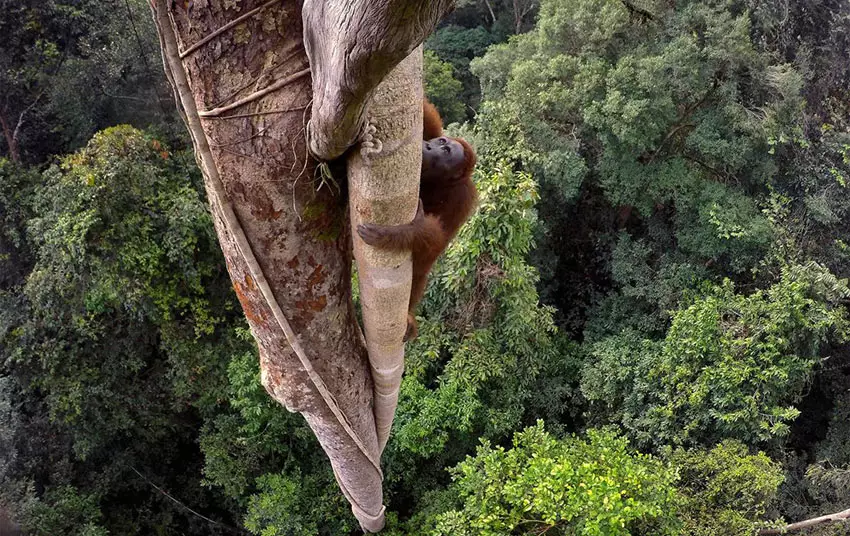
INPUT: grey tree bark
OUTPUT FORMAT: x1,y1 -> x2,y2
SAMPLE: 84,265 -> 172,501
150,0 -> 454,532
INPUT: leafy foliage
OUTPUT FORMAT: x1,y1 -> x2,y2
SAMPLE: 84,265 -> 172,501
425,24 -> 502,120
583,265 -> 848,448
392,428 -> 784,536
19,126 -> 232,449
670,440 -> 784,536
424,50 -> 466,126
1,126 -> 245,534
15,485 -> 108,536
0,0 -> 176,163
465,2 -> 850,525
431,423 -> 679,536
3,0 -> 850,533
244,470 -> 355,536
0,159 -> 39,287
199,335 -> 358,533
389,164 -> 560,460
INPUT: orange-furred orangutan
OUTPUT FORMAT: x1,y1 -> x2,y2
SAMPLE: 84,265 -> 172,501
357,100 -> 478,341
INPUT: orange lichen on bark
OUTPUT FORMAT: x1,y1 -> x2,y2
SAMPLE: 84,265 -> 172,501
295,295 -> 328,313
306,264 -> 326,290
233,276 -> 267,325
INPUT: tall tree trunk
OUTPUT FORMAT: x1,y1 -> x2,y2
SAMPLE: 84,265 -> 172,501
348,49 -> 423,452
150,0 -> 384,530
301,0 -> 453,456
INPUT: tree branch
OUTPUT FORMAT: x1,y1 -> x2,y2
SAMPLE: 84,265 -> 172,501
154,0 -> 381,476
482,0 -> 497,25
302,0 -> 455,159
11,91 -> 43,151
620,0 -> 655,21
0,108 -> 19,162
129,466 -> 247,534
759,507 -> 850,535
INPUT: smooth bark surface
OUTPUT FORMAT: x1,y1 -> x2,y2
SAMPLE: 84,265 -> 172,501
349,48 -> 423,453
151,0 -> 384,530
302,0 -> 454,160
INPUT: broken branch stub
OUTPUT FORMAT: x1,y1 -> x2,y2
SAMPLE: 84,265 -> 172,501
302,0 -> 455,160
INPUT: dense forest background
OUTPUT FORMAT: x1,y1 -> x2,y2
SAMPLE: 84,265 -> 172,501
2,0 -> 850,534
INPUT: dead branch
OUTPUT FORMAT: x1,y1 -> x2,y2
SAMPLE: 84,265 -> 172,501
759,507 -> 850,535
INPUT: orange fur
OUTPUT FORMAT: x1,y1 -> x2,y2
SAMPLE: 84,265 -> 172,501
423,99 -> 444,140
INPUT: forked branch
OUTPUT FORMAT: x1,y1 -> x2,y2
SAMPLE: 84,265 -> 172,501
302,0 -> 454,160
